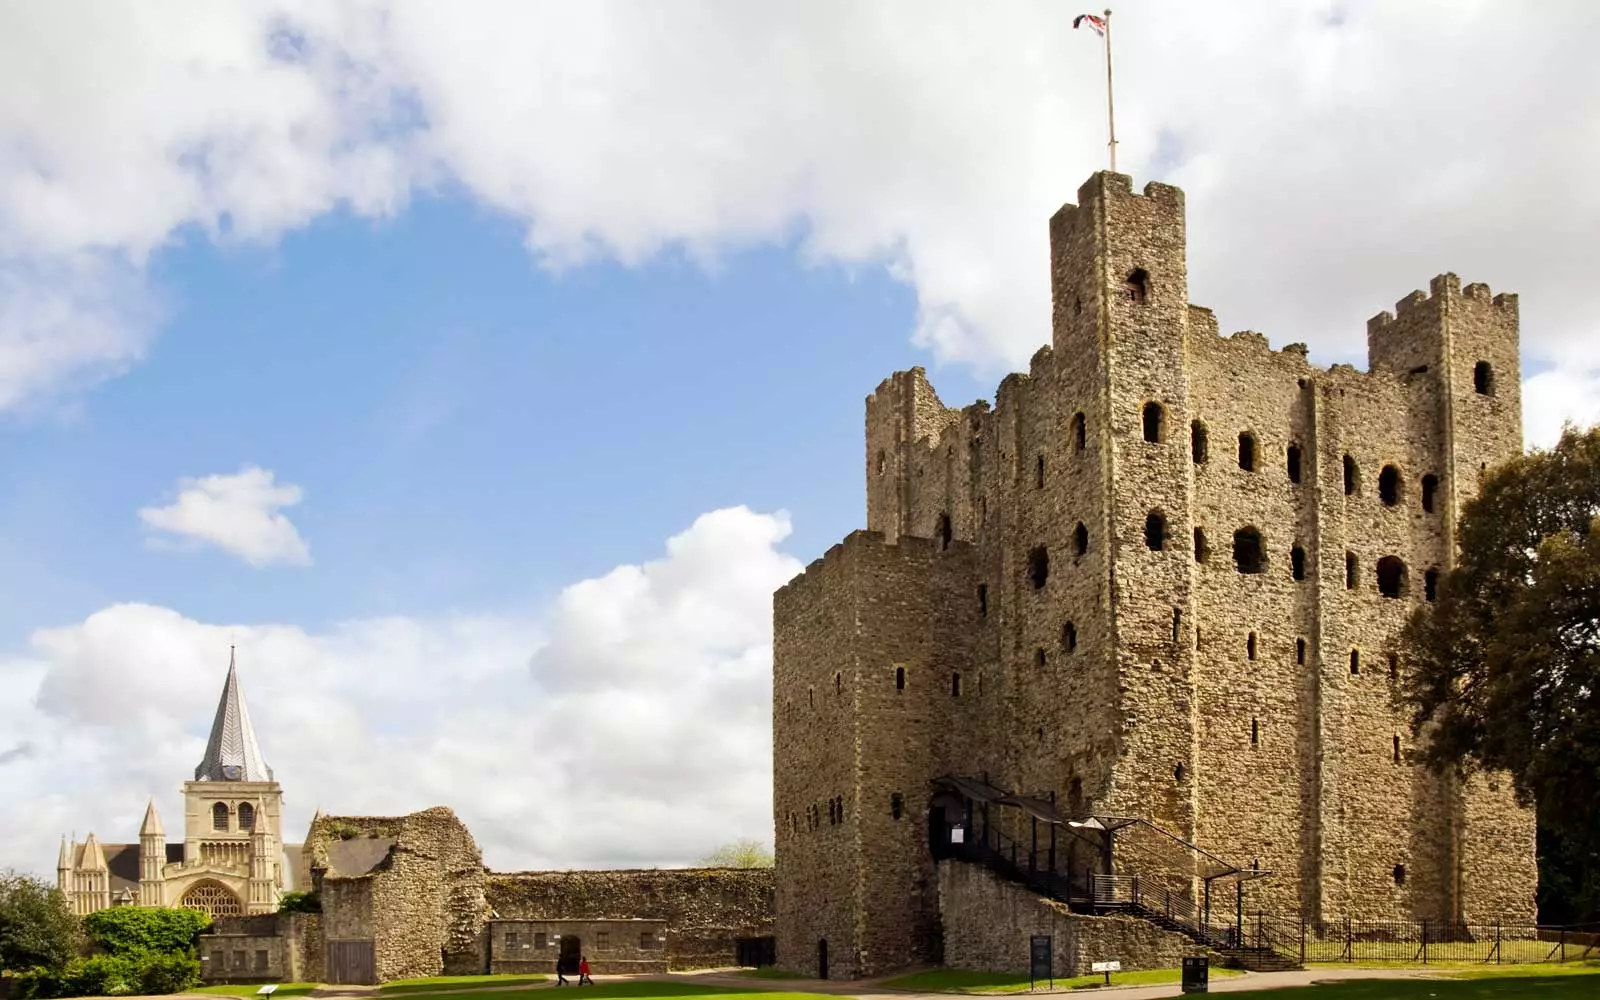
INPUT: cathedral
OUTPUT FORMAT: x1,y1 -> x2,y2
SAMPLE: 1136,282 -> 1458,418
55,650 -> 300,917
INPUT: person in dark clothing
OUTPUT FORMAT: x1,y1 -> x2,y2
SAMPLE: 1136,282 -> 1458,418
556,954 -> 570,986
578,955 -> 593,986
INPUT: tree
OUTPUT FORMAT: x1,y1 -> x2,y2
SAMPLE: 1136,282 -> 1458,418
1396,423 -> 1600,921
82,906 -> 210,958
701,839 -> 774,868
0,869 -> 83,972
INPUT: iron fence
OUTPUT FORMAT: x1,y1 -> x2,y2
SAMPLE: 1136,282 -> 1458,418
1237,914 -> 1600,966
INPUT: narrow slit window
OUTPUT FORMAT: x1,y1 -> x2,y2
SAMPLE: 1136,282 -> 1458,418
1345,552 -> 1358,590
1238,432 -> 1257,472
1393,735 -> 1402,762
937,512 -> 952,551
1350,649 -> 1361,675
1073,523 -> 1089,558
1233,527 -> 1265,574
1194,527 -> 1209,563
978,584 -> 988,617
1291,545 -> 1306,581
1247,632 -> 1258,660
1034,647 -> 1047,667
1036,455 -> 1045,489
1191,421 -> 1209,464
1145,510 -> 1167,551
1424,568 -> 1439,601
1344,455 -> 1359,496
1421,474 -> 1438,513
1287,444 -> 1303,483
895,666 -> 905,691
1296,638 -> 1306,665
1474,360 -> 1494,395
1172,607 -> 1182,645
1028,546 -> 1050,589
1388,653 -> 1399,679
1062,621 -> 1078,653
1143,402 -> 1164,443
1072,412 -> 1087,451
1251,718 -> 1259,745
1379,465 -> 1402,506
891,794 -> 904,820
835,672 -> 842,695
951,672 -> 962,697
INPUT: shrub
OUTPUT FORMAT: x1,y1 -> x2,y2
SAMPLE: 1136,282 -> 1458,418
278,891 -> 321,914
13,952 -> 201,998
135,953 -> 200,994
83,907 -> 209,958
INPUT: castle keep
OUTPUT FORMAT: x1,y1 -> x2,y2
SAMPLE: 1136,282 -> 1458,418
772,171 -> 1538,979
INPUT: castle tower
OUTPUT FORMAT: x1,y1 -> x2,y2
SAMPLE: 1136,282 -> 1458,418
773,170 -> 1538,978
248,796 -> 277,909
139,800 -> 167,907
56,835 -> 70,896
76,833 -> 110,915
183,647 -> 285,915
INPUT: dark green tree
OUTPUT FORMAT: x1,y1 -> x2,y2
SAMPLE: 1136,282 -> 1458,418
0,869 -> 83,972
1397,423 -> 1600,922
82,906 -> 210,958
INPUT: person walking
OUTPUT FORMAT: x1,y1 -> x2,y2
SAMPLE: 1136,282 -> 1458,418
578,955 -> 593,986
556,953 -> 570,986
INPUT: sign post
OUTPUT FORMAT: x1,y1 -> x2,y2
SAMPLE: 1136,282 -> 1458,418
1091,960 -> 1121,987
1029,935 -> 1053,991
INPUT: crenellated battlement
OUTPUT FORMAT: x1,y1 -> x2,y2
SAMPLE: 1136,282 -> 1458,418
777,528 -> 974,598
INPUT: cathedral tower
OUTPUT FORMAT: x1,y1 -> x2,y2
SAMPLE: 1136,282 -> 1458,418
139,800 -> 167,907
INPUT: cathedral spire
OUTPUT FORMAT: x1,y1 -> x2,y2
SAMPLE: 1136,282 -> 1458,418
139,799 -> 164,837
194,646 -> 273,782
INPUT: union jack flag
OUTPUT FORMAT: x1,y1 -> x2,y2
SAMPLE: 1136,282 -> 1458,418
1073,13 -> 1106,36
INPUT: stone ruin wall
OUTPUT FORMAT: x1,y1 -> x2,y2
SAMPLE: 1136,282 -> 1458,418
781,171 -> 1537,978
306,807 -> 490,982
485,868 -> 772,970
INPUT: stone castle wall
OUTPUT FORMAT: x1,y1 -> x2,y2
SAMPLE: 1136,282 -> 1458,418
938,862 -> 1205,978
486,868 -> 772,970
773,169 -> 1538,977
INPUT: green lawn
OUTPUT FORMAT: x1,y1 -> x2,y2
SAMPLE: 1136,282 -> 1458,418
386,986 -> 832,1000
380,973 -> 550,993
190,985 -> 320,998
878,966 -> 1245,993
1220,970 -> 1600,999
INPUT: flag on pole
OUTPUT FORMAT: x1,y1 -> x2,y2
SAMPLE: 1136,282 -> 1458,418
1073,13 -> 1106,36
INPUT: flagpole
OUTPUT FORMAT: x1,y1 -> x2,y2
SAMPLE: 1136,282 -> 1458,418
1103,8 -> 1118,172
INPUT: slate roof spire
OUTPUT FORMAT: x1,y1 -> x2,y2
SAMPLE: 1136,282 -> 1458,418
195,646 -> 273,782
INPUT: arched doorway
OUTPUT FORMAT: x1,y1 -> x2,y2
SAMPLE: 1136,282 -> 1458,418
928,792 -> 966,860
179,880 -> 243,918
817,938 -> 828,980
558,934 -> 581,978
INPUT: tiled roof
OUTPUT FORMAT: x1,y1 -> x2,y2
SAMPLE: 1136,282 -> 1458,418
194,648 -> 273,783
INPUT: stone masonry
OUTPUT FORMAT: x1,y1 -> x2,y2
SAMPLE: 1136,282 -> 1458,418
772,170 -> 1538,979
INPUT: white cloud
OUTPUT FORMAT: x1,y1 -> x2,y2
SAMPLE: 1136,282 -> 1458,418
1,1 -> 1597,437
0,506 -> 801,875
138,466 -> 312,568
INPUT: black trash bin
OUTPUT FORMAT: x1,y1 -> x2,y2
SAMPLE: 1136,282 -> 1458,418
1182,956 -> 1209,994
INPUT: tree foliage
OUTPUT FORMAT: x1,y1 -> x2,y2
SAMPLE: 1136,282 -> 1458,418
700,839 -> 774,868
278,890 -> 321,913
12,953 -> 200,998
82,906 -> 210,958
0,869 -> 83,973
1397,423 -> 1600,920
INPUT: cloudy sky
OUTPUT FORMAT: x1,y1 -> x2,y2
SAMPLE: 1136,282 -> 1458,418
2,0 -> 1598,877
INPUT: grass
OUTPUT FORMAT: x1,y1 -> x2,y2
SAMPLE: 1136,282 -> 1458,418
386,985 -> 835,1000
1222,970 -> 1600,999
878,966 -> 1245,993
190,985 -> 319,998
381,973 -> 550,993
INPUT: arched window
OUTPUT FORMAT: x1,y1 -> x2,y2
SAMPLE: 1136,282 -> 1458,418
212,803 -> 230,832
179,881 -> 243,919
1379,465 -> 1402,506
1072,412 -> 1086,451
1191,421 -> 1209,463
238,802 -> 255,832
1474,360 -> 1494,395
1377,556 -> 1407,598
1145,510 -> 1167,551
1027,546 -> 1049,589
1290,545 -> 1306,581
1062,621 -> 1078,653
1344,455 -> 1359,495
1233,527 -> 1265,574
1073,523 -> 1089,558
936,512 -> 952,551
1142,402 -> 1164,443
1286,444 -> 1303,483
1126,268 -> 1149,303
1238,432 -> 1257,472
1194,528 -> 1209,563
1421,474 -> 1438,513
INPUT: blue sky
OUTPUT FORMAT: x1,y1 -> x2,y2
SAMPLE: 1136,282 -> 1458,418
0,197 -> 987,641
1,0 -> 1597,875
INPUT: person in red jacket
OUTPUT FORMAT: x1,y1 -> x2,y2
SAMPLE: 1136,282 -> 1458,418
578,955 -> 593,986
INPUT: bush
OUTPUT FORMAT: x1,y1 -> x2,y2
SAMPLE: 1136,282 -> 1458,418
278,891 -> 321,914
0,870 -> 84,973
83,907 -> 209,958
12,952 -> 201,998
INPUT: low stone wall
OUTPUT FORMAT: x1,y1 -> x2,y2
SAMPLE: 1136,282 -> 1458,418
486,868 -> 774,970
938,862 -> 1206,977
488,919 -> 670,975
201,912 -> 322,984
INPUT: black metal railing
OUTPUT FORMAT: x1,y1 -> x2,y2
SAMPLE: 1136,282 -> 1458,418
1229,915 -> 1600,966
